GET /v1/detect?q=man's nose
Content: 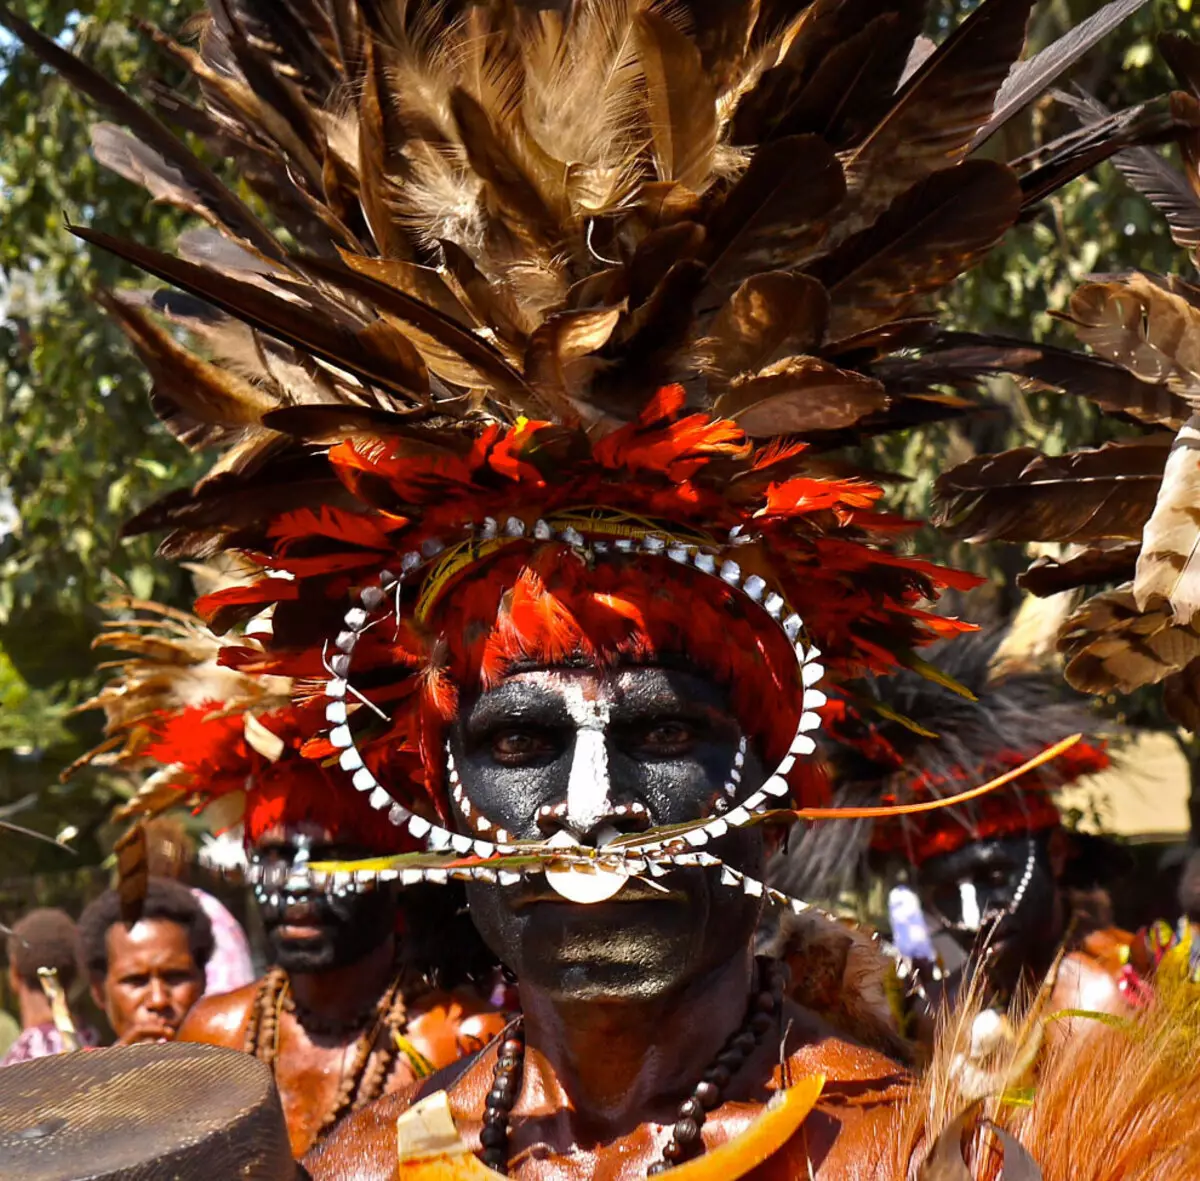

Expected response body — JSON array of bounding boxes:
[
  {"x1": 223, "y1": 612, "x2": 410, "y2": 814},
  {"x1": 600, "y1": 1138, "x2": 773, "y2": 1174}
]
[{"x1": 144, "y1": 976, "x2": 173, "y2": 1013}]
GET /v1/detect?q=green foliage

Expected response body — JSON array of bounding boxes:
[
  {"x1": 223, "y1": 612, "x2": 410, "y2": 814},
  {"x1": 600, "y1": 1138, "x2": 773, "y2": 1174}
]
[
  {"x1": 884, "y1": 0, "x2": 1198, "y2": 605},
  {"x1": 0, "y1": 1, "x2": 199, "y2": 862}
]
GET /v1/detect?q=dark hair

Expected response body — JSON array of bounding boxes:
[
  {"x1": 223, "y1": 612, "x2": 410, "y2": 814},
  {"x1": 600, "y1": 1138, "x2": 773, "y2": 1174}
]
[
  {"x1": 7, "y1": 908, "x2": 79, "y2": 991},
  {"x1": 398, "y1": 882, "x2": 499, "y2": 990},
  {"x1": 1179, "y1": 849, "x2": 1200, "y2": 924},
  {"x1": 77, "y1": 878, "x2": 215, "y2": 979}
]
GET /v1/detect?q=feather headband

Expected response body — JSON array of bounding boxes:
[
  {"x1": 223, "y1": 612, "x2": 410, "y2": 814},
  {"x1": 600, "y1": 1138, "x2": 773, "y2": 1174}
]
[{"x1": 73, "y1": 599, "x2": 404, "y2": 855}]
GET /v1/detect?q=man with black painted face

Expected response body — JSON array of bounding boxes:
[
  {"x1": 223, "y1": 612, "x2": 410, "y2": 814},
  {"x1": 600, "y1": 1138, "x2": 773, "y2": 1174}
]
[
  {"x1": 819, "y1": 629, "x2": 1144, "y2": 1030},
  {"x1": 915, "y1": 830, "x2": 1068, "y2": 1000},
  {"x1": 178, "y1": 816, "x2": 506, "y2": 1159},
  {"x1": 309, "y1": 648, "x2": 912, "y2": 1181}
]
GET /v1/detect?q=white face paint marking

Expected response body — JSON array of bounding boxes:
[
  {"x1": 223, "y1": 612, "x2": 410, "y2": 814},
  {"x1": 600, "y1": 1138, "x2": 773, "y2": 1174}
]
[
  {"x1": 561, "y1": 682, "x2": 614, "y2": 837},
  {"x1": 958, "y1": 880, "x2": 982, "y2": 932}
]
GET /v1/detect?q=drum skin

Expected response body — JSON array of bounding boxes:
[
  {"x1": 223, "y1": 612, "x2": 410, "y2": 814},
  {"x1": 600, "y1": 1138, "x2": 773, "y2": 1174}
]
[{"x1": 0, "y1": 1041, "x2": 296, "y2": 1180}]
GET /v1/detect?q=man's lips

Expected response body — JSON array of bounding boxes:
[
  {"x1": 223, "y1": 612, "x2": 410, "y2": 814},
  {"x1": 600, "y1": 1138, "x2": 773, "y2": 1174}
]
[
  {"x1": 512, "y1": 879, "x2": 690, "y2": 908},
  {"x1": 275, "y1": 899, "x2": 334, "y2": 938}
]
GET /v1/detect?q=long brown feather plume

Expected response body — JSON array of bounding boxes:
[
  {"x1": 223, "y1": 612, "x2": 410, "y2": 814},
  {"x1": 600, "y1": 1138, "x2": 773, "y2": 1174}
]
[{"x1": 0, "y1": 0, "x2": 1180, "y2": 603}]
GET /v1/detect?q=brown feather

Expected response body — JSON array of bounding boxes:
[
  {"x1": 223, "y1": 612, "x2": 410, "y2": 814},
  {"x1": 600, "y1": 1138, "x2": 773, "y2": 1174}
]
[
  {"x1": 1018, "y1": 542, "x2": 1140, "y2": 597},
  {"x1": 524, "y1": 306, "x2": 625, "y2": 423},
  {"x1": 74, "y1": 226, "x2": 432, "y2": 404},
  {"x1": 698, "y1": 272, "x2": 830, "y2": 392},
  {"x1": 1058, "y1": 584, "x2": 1200, "y2": 693},
  {"x1": 876, "y1": 331, "x2": 1190, "y2": 429},
  {"x1": 702, "y1": 134, "x2": 846, "y2": 299},
  {"x1": 748, "y1": 5, "x2": 926, "y2": 151},
  {"x1": 99, "y1": 290, "x2": 279, "y2": 434},
  {"x1": 934, "y1": 437, "x2": 1172, "y2": 544},
  {"x1": 293, "y1": 252, "x2": 535, "y2": 410},
  {"x1": 715, "y1": 356, "x2": 886, "y2": 436},
  {"x1": 839, "y1": 0, "x2": 1035, "y2": 231},
  {"x1": 816, "y1": 160, "x2": 1022, "y2": 343},
  {"x1": 114, "y1": 824, "x2": 150, "y2": 925}
]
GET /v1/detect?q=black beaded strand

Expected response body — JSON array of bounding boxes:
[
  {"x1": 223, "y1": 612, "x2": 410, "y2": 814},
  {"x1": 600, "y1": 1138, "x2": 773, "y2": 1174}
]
[
  {"x1": 648, "y1": 958, "x2": 787, "y2": 1173},
  {"x1": 479, "y1": 1025, "x2": 526, "y2": 1174},
  {"x1": 478, "y1": 958, "x2": 787, "y2": 1177}
]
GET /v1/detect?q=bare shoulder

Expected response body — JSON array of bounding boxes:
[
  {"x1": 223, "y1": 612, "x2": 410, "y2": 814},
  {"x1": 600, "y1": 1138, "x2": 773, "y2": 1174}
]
[
  {"x1": 780, "y1": 1000, "x2": 910, "y2": 1100},
  {"x1": 304, "y1": 1082, "x2": 417, "y2": 1180},
  {"x1": 408, "y1": 985, "x2": 507, "y2": 1041},
  {"x1": 176, "y1": 980, "x2": 260, "y2": 1047},
  {"x1": 306, "y1": 1055, "x2": 482, "y2": 1180}
]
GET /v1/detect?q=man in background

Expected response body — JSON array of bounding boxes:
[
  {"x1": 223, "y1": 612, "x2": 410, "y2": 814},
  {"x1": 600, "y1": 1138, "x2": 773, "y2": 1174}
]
[
  {"x1": 1, "y1": 908, "x2": 98, "y2": 1065},
  {"x1": 144, "y1": 816, "x2": 255, "y2": 996},
  {"x1": 77, "y1": 878, "x2": 212, "y2": 1045}
]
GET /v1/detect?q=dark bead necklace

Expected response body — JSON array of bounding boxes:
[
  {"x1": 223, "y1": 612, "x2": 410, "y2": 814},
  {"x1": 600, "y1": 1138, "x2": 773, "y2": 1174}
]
[{"x1": 479, "y1": 958, "x2": 787, "y2": 1177}]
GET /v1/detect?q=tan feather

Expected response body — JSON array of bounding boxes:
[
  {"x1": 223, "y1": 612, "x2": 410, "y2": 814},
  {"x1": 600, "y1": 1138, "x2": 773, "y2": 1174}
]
[
  {"x1": 1066, "y1": 273, "x2": 1200, "y2": 399},
  {"x1": 634, "y1": 11, "x2": 718, "y2": 195},
  {"x1": 1058, "y1": 584, "x2": 1200, "y2": 694},
  {"x1": 1133, "y1": 413, "x2": 1200, "y2": 623}
]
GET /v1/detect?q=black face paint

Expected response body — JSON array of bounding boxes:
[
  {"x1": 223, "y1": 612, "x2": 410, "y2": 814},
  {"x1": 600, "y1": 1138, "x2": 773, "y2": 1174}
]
[
  {"x1": 917, "y1": 833, "x2": 1060, "y2": 990},
  {"x1": 450, "y1": 665, "x2": 767, "y2": 1003},
  {"x1": 252, "y1": 832, "x2": 397, "y2": 974}
]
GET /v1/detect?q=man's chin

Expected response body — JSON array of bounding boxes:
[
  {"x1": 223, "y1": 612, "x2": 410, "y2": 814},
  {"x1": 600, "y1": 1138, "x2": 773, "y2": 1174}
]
[
  {"x1": 511, "y1": 899, "x2": 704, "y2": 1000},
  {"x1": 269, "y1": 933, "x2": 339, "y2": 972}
]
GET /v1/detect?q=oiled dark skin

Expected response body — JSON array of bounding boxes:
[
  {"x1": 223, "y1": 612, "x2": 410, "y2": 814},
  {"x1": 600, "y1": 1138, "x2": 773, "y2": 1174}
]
[
  {"x1": 177, "y1": 825, "x2": 503, "y2": 1158},
  {"x1": 306, "y1": 665, "x2": 908, "y2": 1180},
  {"x1": 917, "y1": 834, "x2": 1061, "y2": 1001}
]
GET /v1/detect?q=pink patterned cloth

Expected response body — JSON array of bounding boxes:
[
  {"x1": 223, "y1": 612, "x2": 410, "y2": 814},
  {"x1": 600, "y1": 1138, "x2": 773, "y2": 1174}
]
[
  {"x1": 191, "y1": 888, "x2": 255, "y2": 996},
  {"x1": 0, "y1": 1022, "x2": 99, "y2": 1067}
]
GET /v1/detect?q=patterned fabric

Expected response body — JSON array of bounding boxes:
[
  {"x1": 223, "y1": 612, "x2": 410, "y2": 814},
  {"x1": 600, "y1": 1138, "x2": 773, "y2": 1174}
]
[
  {"x1": 0, "y1": 1021, "x2": 99, "y2": 1067},
  {"x1": 192, "y1": 888, "x2": 255, "y2": 996}
]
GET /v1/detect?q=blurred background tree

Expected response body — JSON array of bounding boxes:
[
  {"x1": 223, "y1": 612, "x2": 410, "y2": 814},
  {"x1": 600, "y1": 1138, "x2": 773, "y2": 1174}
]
[
  {"x1": 0, "y1": 0, "x2": 1196, "y2": 877},
  {"x1": 910, "y1": 0, "x2": 1200, "y2": 833},
  {"x1": 0, "y1": 0, "x2": 199, "y2": 873}
]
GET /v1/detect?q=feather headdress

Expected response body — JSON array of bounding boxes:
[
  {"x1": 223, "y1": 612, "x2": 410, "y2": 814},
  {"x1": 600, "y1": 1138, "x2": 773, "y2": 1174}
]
[
  {"x1": 787, "y1": 627, "x2": 1109, "y2": 900},
  {"x1": 930, "y1": 33, "x2": 1200, "y2": 728},
  {"x1": 0, "y1": 0, "x2": 1173, "y2": 896},
  {"x1": 74, "y1": 596, "x2": 403, "y2": 854}
]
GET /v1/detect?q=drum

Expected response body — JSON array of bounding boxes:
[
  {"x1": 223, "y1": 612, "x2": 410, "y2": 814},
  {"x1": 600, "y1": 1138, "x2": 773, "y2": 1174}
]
[{"x1": 0, "y1": 1041, "x2": 297, "y2": 1180}]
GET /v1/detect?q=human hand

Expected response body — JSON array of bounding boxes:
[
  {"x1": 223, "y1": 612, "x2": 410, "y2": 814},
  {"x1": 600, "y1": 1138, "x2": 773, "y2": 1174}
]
[{"x1": 113, "y1": 1020, "x2": 177, "y2": 1047}]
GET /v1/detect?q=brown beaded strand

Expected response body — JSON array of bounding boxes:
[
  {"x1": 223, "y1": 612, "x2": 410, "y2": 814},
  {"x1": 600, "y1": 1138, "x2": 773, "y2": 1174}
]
[
  {"x1": 244, "y1": 967, "x2": 411, "y2": 1142},
  {"x1": 478, "y1": 958, "x2": 788, "y2": 1177},
  {"x1": 649, "y1": 958, "x2": 788, "y2": 1173}
]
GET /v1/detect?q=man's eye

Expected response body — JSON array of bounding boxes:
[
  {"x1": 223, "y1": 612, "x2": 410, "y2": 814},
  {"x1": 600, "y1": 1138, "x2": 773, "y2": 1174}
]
[
  {"x1": 638, "y1": 722, "x2": 695, "y2": 752},
  {"x1": 491, "y1": 731, "x2": 556, "y2": 763}
]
